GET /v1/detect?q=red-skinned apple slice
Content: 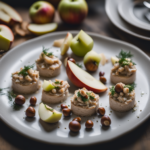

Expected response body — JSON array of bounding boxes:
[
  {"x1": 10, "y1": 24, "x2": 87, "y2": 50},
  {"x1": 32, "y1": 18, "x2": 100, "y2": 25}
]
[
  {"x1": 0, "y1": 24, "x2": 14, "y2": 51},
  {"x1": 66, "y1": 61, "x2": 107, "y2": 93},
  {"x1": 0, "y1": 1, "x2": 22, "y2": 26}
]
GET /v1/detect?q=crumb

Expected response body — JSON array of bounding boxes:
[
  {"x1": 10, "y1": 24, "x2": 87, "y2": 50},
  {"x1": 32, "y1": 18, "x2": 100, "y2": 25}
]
[
  {"x1": 65, "y1": 128, "x2": 66, "y2": 129},
  {"x1": 110, "y1": 111, "x2": 112, "y2": 113},
  {"x1": 109, "y1": 114, "x2": 111, "y2": 116},
  {"x1": 140, "y1": 110, "x2": 142, "y2": 112},
  {"x1": 93, "y1": 117, "x2": 95, "y2": 119},
  {"x1": 137, "y1": 116, "x2": 139, "y2": 118},
  {"x1": 58, "y1": 127, "x2": 60, "y2": 128},
  {"x1": 96, "y1": 120, "x2": 98, "y2": 122}
]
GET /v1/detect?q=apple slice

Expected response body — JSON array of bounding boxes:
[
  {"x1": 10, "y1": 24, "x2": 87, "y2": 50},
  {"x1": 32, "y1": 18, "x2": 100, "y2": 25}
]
[
  {"x1": 28, "y1": 23, "x2": 58, "y2": 35},
  {"x1": 0, "y1": 24, "x2": 14, "y2": 51},
  {"x1": 38, "y1": 103, "x2": 62, "y2": 123},
  {"x1": 66, "y1": 61, "x2": 107, "y2": 93},
  {"x1": 60, "y1": 32, "x2": 73, "y2": 55},
  {"x1": 70, "y1": 30, "x2": 93, "y2": 57},
  {"x1": 42, "y1": 80, "x2": 55, "y2": 92},
  {"x1": 53, "y1": 38, "x2": 64, "y2": 47},
  {"x1": 111, "y1": 56, "x2": 119, "y2": 65},
  {"x1": 0, "y1": 1, "x2": 22, "y2": 25}
]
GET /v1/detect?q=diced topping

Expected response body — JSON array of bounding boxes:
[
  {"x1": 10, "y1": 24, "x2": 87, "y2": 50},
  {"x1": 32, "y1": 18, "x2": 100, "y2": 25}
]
[
  {"x1": 12, "y1": 66, "x2": 39, "y2": 84},
  {"x1": 109, "y1": 83, "x2": 136, "y2": 103},
  {"x1": 71, "y1": 88, "x2": 99, "y2": 108},
  {"x1": 112, "y1": 50, "x2": 136, "y2": 76}
]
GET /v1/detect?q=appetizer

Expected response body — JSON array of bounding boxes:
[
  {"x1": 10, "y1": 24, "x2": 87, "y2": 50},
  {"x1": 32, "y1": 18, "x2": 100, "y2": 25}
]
[
  {"x1": 109, "y1": 82, "x2": 136, "y2": 112},
  {"x1": 42, "y1": 79, "x2": 70, "y2": 103},
  {"x1": 12, "y1": 65, "x2": 40, "y2": 94},
  {"x1": 71, "y1": 88, "x2": 99, "y2": 116},
  {"x1": 110, "y1": 51, "x2": 136, "y2": 84},
  {"x1": 38, "y1": 103, "x2": 62, "y2": 123},
  {"x1": 36, "y1": 47, "x2": 62, "y2": 77}
]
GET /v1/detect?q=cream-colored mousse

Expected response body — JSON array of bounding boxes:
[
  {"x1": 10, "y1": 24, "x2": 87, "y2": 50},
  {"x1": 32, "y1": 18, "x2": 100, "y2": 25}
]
[{"x1": 71, "y1": 88, "x2": 99, "y2": 116}]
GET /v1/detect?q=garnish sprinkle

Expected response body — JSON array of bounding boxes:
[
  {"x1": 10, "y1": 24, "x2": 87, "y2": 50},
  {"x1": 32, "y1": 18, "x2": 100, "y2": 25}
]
[
  {"x1": 54, "y1": 81, "x2": 60, "y2": 84},
  {"x1": 124, "y1": 83, "x2": 136, "y2": 93},
  {"x1": 18, "y1": 64, "x2": 34, "y2": 77},
  {"x1": 42, "y1": 46, "x2": 53, "y2": 57},
  {"x1": 77, "y1": 91, "x2": 89, "y2": 102},
  {"x1": 76, "y1": 63, "x2": 82, "y2": 68},
  {"x1": 116, "y1": 50, "x2": 136, "y2": 66},
  {"x1": 110, "y1": 86, "x2": 115, "y2": 96}
]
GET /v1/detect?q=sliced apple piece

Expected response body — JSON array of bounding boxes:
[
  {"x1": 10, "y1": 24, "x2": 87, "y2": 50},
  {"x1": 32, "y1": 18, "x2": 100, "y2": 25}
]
[
  {"x1": 0, "y1": 24, "x2": 14, "y2": 51},
  {"x1": 53, "y1": 38, "x2": 64, "y2": 47},
  {"x1": 42, "y1": 80, "x2": 55, "y2": 92},
  {"x1": 60, "y1": 32, "x2": 73, "y2": 55},
  {"x1": 28, "y1": 23, "x2": 58, "y2": 35},
  {"x1": 70, "y1": 30, "x2": 94, "y2": 57},
  {"x1": 111, "y1": 56, "x2": 119, "y2": 65},
  {"x1": 0, "y1": 1, "x2": 22, "y2": 25},
  {"x1": 38, "y1": 103, "x2": 62, "y2": 123},
  {"x1": 66, "y1": 61, "x2": 107, "y2": 93}
]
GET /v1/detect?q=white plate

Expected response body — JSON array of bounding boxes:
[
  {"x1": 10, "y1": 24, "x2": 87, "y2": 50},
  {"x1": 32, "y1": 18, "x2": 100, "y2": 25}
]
[
  {"x1": 118, "y1": 0, "x2": 150, "y2": 31},
  {"x1": 105, "y1": 0, "x2": 150, "y2": 41},
  {"x1": 0, "y1": 31, "x2": 149, "y2": 145}
]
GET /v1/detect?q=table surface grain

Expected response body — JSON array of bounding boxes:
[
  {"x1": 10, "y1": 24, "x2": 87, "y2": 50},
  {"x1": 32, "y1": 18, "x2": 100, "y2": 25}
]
[{"x1": 0, "y1": 2, "x2": 150, "y2": 150}]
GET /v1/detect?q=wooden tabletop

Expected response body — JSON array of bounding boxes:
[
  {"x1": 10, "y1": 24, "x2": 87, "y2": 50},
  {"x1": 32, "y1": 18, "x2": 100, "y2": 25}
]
[{"x1": 0, "y1": 1, "x2": 150, "y2": 150}]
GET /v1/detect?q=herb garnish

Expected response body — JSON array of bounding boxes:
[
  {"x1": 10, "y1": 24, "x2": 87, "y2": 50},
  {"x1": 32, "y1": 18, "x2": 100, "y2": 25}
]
[
  {"x1": 87, "y1": 92, "x2": 94, "y2": 100},
  {"x1": 77, "y1": 91, "x2": 89, "y2": 102},
  {"x1": 110, "y1": 86, "x2": 115, "y2": 96},
  {"x1": 0, "y1": 88, "x2": 22, "y2": 110},
  {"x1": 42, "y1": 46, "x2": 53, "y2": 57},
  {"x1": 54, "y1": 81, "x2": 60, "y2": 84},
  {"x1": 124, "y1": 83, "x2": 136, "y2": 93},
  {"x1": 116, "y1": 50, "x2": 136, "y2": 66},
  {"x1": 18, "y1": 64, "x2": 34, "y2": 77},
  {"x1": 54, "y1": 86, "x2": 60, "y2": 89},
  {"x1": 44, "y1": 104, "x2": 53, "y2": 111},
  {"x1": 76, "y1": 63, "x2": 82, "y2": 68}
]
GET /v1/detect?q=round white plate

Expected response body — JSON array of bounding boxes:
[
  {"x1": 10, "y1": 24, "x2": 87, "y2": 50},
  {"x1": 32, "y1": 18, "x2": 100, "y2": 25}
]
[
  {"x1": 105, "y1": 0, "x2": 150, "y2": 41},
  {"x1": 0, "y1": 31, "x2": 149, "y2": 145},
  {"x1": 118, "y1": 0, "x2": 150, "y2": 31}
]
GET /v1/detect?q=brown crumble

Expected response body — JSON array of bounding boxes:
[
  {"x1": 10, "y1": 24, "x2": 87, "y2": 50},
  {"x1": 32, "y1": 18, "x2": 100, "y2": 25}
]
[
  {"x1": 109, "y1": 114, "x2": 111, "y2": 116},
  {"x1": 140, "y1": 110, "x2": 142, "y2": 112},
  {"x1": 137, "y1": 116, "x2": 139, "y2": 118},
  {"x1": 58, "y1": 127, "x2": 60, "y2": 128},
  {"x1": 110, "y1": 111, "x2": 112, "y2": 113},
  {"x1": 65, "y1": 128, "x2": 66, "y2": 129},
  {"x1": 96, "y1": 120, "x2": 98, "y2": 122}
]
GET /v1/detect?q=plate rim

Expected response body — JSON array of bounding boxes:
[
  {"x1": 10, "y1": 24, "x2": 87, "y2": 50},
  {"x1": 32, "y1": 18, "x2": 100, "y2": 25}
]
[
  {"x1": 0, "y1": 31, "x2": 149, "y2": 146},
  {"x1": 105, "y1": 0, "x2": 150, "y2": 41},
  {"x1": 118, "y1": 0, "x2": 150, "y2": 31}
]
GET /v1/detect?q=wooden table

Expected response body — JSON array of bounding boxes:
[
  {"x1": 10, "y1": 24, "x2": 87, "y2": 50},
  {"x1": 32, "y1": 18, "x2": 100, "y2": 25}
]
[{"x1": 0, "y1": 1, "x2": 150, "y2": 150}]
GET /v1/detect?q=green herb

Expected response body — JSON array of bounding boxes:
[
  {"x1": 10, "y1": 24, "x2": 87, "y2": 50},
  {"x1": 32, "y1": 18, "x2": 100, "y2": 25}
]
[
  {"x1": 18, "y1": 64, "x2": 34, "y2": 77},
  {"x1": 55, "y1": 86, "x2": 60, "y2": 89},
  {"x1": 44, "y1": 104, "x2": 53, "y2": 111},
  {"x1": 116, "y1": 50, "x2": 136, "y2": 66},
  {"x1": 87, "y1": 92, "x2": 94, "y2": 100},
  {"x1": 110, "y1": 86, "x2": 115, "y2": 96},
  {"x1": 12, "y1": 102, "x2": 22, "y2": 110},
  {"x1": 75, "y1": 98, "x2": 77, "y2": 101},
  {"x1": 54, "y1": 81, "x2": 60, "y2": 84},
  {"x1": 42, "y1": 46, "x2": 53, "y2": 57},
  {"x1": 77, "y1": 91, "x2": 89, "y2": 102},
  {"x1": 76, "y1": 63, "x2": 82, "y2": 68},
  {"x1": 124, "y1": 83, "x2": 136, "y2": 93}
]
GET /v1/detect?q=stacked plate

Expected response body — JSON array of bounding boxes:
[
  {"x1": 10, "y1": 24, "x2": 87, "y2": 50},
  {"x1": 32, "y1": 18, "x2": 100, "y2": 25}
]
[{"x1": 105, "y1": 0, "x2": 150, "y2": 41}]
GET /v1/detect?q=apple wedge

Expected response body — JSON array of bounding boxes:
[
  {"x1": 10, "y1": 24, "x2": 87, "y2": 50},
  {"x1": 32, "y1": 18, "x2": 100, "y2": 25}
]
[
  {"x1": 0, "y1": 1, "x2": 22, "y2": 26},
  {"x1": 53, "y1": 38, "x2": 64, "y2": 47},
  {"x1": 66, "y1": 61, "x2": 107, "y2": 93},
  {"x1": 38, "y1": 103, "x2": 62, "y2": 123},
  {"x1": 0, "y1": 24, "x2": 14, "y2": 51},
  {"x1": 28, "y1": 23, "x2": 58, "y2": 35},
  {"x1": 42, "y1": 80, "x2": 55, "y2": 92},
  {"x1": 111, "y1": 56, "x2": 119, "y2": 65},
  {"x1": 60, "y1": 32, "x2": 73, "y2": 55}
]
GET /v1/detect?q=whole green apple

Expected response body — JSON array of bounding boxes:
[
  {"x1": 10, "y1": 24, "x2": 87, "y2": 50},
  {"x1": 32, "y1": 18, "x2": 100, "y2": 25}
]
[
  {"x1": 29, "y1": 1, "x2": 55, "y2": 24},
  {"x1": 70, "y1": 30, "x2": 94, "y2": 57},
  {"x1": 58, "y1": 0, "x2": 88, "y2": 24}
]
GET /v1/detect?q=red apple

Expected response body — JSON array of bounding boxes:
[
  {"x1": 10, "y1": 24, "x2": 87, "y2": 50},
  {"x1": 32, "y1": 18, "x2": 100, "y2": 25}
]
[
  {"x1": 0, "y1": 24, "x2": 14, "y2": 51},
  {"x1": 0, "y1": 1, "x2": 22, "y2": 26},
  {"x1": 58, "y1": 0, "x2": 88, "y2": 24},
  {"x1": 29, "y1": 1, "x2": 55, "y2": 24},
  {"x1": 66, "y1": 61, "x2": 107, "y2": 93}
]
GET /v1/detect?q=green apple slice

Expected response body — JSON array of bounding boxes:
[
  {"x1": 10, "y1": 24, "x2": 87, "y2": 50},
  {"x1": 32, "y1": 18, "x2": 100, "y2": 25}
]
[
  {"x1": 42, "y1": 80, "x2": 55, "y2": 91},
  {"x1": 78, "y1": 30, "x2": 93, "y2": 47},
  {"x1": 60, "y1": 32, "x2": 73, "y2": 55},
  {"x1": 84, "y1": 51, "x2": 101, "y2": 65},
  {"x1": 38, "y1": 103, "x2": 62, "y2": 123},
  {"x1": 111, "y1": 56, "x2": 119, "y2": 65},
  {"x1": 28, "y1": 23, "x2": 58, "y2": 35}
]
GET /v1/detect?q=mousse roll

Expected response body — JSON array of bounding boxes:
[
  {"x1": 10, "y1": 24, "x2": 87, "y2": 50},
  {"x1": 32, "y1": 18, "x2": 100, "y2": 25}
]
[{"x1": 71, "y1": 88, "x2": 99, "y2": 116}]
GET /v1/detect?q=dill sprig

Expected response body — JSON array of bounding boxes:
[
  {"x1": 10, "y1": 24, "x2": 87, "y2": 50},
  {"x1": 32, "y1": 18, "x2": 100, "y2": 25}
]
[
  {"x1": 124, "y1": 83, "x2": 136, "y2": 93},
  {"x1": 110, "y1": 86, "x2": 115, "y2": 96},
  {"x1": 76, "y1": 63, "x2": 82, "y2": 68},
  {"x1": 18, "y1": 64, "x2": 34, "y2": 77},
  {"x1": 44, "y1": 104, "x2": 53, "y2": 111},
  {"x1": 116, "y1": 50, "x2": 136, "y2": 66},
  {"x1": 42, "y1": 46, "x2": 53, "y2": 57}
]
